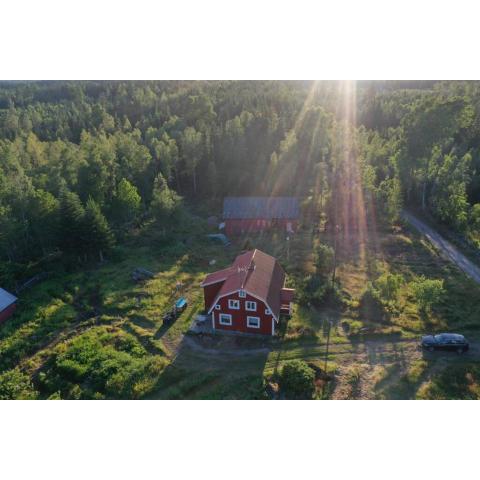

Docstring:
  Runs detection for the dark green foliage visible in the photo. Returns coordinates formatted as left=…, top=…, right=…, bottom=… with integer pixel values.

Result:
left=38, top=327, right=167, bottom=399
left=279, top=360, right=315, bottom=399
left=58, top=189, right=86, bottom=254
left=296, top=275, right=326, bottom=304
left=4, top=80, right=480, bottom=272
left=3, top=82, right=480, bottom=402
left=28, top=189, right=60, bottom=253
left=83, top=198, right=115, bottom=259
left=314, top=243, right=334, bottom=276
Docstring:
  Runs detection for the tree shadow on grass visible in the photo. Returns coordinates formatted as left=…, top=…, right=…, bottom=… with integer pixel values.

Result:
left=0, top=238, right=221, bottom=373
left=146, top=331, right=271, bottom=399
left=372, top=349, right=447, bottom=399
left=128, top=314, right=157, bottom=330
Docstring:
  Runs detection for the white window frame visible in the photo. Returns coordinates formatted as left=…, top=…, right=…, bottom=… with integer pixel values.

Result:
left=215, top=304, right=220, bottom=310
left=265, top=308, right=271, bottom=315
left=239, top=290, right=246, bottom=298
left=245, top=301, right=257, bottom=312
left=247, top=316, right=260, bottom=329
left=219, top=313, right=232, bottom=326
left=228, top=299, right=240, bottom=310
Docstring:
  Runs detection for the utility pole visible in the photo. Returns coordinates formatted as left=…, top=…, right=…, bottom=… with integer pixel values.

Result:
left=331, top=224, right=340, bottom=287
left=324, top=319, right=332, bottom=373
left=322, top=319, right=333, bottom=398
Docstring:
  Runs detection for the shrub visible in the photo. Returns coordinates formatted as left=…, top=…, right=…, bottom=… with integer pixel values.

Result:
left=38, top=327, right=167, bottom=399
left=373, top=272, right=403, bottom=303
left=0, top=368, right=38, bottom=399
left=279, top=360, right=315, bottom=399
left=410, top=276, right=445, bottom=312
left=295, top=275, right=340, bottom=306
left=366, top=271, right=403, bottom=307
left=314, top=243, right=334, bottom=276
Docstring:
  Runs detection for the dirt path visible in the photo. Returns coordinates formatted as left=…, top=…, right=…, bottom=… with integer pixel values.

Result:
left=173, top=334, right=480, bottom=398
left=403, top=210, right=480, bottom=284
left=177, top=334, right=480, bottom=360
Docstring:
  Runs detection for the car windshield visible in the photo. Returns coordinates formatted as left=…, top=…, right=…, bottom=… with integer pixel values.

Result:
left=436, top=333, right=464, bottom=343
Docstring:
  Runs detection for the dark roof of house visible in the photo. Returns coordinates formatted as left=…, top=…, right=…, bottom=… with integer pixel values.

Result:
left=0, top=288, right=17, bottom=312
left=223, top=197, right=299, bottom=220
left=201, top=249, right=288, bottom=320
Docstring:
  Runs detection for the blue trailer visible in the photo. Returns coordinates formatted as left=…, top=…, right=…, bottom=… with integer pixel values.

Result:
left=163, top=297, right=188, bottom=324
left=175, top=297, right=187, bottom=312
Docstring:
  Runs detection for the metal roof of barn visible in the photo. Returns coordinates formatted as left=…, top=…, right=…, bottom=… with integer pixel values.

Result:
left=0, top=288, right=17, bottom=312
left=223, top=197, right=299, bottom=220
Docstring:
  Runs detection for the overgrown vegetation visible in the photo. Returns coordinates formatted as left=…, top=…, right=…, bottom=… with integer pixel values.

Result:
left=410, top=276, right=445, bottom=313
left=2, top=80, right=480, bottom=399
left=279, top=360, right=316, bottom=399
left=36, top=327, right=168, bottom=399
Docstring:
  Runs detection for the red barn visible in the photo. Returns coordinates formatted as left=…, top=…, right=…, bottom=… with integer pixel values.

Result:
left=0, top=288, right=17, bottom=324
left=223, top=197, right=299, bottom=236
left=201, top=249, right=294, bottom=336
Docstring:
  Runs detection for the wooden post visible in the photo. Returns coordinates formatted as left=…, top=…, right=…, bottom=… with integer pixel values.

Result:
left=331, top=224, right=340, bottom=287
left=324, top=320, right=332, bottom=373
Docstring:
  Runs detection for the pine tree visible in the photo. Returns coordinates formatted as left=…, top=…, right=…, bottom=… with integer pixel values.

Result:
left=59, top=189, right=86, bottom=255
left=28, top=189, right=60, bottom=255
left=83, top=198, right=115, bottom=261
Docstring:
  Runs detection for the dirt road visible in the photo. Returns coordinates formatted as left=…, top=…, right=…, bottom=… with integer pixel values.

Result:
left=403, top=211, right=480, bottom=284
left=171, top=334, right=480, bottom=399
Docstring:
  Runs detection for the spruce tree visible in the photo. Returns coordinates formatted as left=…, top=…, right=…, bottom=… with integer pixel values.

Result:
left=83, top=198, right=115, bottom=261
left=58, top=189, right=86, bottom=255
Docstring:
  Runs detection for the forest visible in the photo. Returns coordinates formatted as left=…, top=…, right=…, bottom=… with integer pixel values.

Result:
left=2, top=80, right=480, bottom=289
left=2, top=80, right=480, bottom=399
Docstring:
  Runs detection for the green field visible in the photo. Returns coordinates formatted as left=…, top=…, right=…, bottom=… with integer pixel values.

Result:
left=2, top=219, right=480, bottom=400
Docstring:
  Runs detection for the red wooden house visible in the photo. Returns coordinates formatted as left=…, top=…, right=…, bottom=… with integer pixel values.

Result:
left=223, top=197, right=299, bottom=236
left=0, top=288, right=17, bottom=324
left=201, top=249, right=294, bottom=336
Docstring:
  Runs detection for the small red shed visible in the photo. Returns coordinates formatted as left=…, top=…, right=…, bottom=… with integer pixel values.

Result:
left=201, top=249, right=294, bottom=336
left=0, top=288, right=17, bottom=324
left=222, top=197, right=299, bottom=236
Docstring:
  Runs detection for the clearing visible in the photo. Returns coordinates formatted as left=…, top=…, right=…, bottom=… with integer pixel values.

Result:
left=2, top=219, right=480, bottom=399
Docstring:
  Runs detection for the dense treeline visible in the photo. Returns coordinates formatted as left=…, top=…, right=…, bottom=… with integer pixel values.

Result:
left=360, top=81, right=480, bottom=232
left=2, top=80, right=480, bottom=288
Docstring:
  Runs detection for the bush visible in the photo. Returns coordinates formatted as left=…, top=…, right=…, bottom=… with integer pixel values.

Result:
left=373, top=272, right=403, bottom=302
left=366, top=271, right=403, bottom=308
left=279, top=360, right=315, bottom=399
left=410, top=276, right=445, bottom=312
left=38, top=327, right=167, bottom=399
left=0, top=368, right=38, bottom=399
left=314, top=243, right=334, bottom=276
left=295, top=274, right=341, bottom=307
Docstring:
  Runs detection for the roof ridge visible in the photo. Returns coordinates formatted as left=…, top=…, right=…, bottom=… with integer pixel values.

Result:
left=240, top=249, right=256, bottom=288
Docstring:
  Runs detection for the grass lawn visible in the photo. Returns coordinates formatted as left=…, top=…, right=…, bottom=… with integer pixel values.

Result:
left=2, top=218, right=480, bottom=399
